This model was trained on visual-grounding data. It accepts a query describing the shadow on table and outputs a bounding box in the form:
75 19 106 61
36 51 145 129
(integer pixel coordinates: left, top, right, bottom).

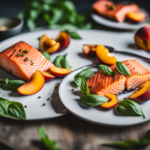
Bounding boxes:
0 141 14 150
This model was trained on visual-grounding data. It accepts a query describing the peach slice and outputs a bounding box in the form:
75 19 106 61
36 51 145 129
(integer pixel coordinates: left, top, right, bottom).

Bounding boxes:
134 26 150 51
39 35 49 52
100 93 118 109
126 12 146 23
96 44 117 65
44 38 56 47
83 45 96 57
17 70 45 95
45 42 60 54
42 72 55 82
49 66 71 77
129 81 150 103
55 31 70 51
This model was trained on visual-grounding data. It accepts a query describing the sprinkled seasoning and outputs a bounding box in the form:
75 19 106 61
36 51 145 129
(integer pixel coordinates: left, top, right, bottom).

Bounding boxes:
127 64 129 66
23 50 29 53
106 4 114 10
24 57 29 61
17 53 24 57
42 103 46 107
12 46 15 48
13 49 16 53
20 49 22 52
47 98 50 101
89 86 92 88
38 96 41 99
31 60 34 65
71 89 74 91
24 105 27 108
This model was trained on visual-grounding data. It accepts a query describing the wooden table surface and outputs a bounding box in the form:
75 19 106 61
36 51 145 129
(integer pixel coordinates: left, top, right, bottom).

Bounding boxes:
0 23 150 150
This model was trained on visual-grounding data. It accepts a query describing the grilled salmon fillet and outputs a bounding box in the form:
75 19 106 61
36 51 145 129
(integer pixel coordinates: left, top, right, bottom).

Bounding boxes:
87 60 150 95
92 0 140 22
0 41 53 81
122 60 150 90
87 64 126 95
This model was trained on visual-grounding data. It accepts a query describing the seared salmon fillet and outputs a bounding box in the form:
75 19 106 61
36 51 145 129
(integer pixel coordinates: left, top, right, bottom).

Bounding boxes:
92 0 140 22
122 60 150 90
87 64 126 95
0 41 53 81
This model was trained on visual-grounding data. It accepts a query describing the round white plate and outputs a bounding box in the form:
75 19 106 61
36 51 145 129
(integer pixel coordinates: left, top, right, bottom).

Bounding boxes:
91 9 149 30
58 30 150 126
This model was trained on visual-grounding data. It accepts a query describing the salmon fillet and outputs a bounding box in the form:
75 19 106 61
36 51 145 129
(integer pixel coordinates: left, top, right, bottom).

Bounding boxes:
0 41 53 81
122 60 150 90
87 64 126 95
92 0 140 22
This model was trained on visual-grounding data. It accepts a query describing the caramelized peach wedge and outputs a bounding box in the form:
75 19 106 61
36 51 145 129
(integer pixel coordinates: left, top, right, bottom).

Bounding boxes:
83 45 96 57
129 81 150 103
42 72 55 82
100 93 118 109
96 44 117 65
17 70 45 95
49 66 72 77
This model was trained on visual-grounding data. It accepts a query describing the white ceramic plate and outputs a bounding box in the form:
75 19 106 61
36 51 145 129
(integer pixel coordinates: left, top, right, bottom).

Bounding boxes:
58 30 150 126
91 9 149 30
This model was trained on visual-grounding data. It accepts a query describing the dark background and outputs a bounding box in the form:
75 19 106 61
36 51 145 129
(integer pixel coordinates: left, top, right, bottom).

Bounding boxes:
0 0 149 31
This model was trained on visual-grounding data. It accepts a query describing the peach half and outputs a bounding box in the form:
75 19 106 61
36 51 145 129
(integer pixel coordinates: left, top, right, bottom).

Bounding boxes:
100 93 118 109
17 70 45 95
96 44 117 65
83 45 96 57
42 72 55 82
126 11 146 23
45 42 60 54
39 34 49 52
49 66 71 77
55 31 70 51
44 38 56 47
129 81 150 103
134 26 150 51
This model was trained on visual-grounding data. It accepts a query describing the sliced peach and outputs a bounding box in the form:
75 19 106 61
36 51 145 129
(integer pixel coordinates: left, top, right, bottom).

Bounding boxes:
44 38 56 47
49 66 71 77
134 26 150 51
100 93 118 109
126 11 146 23
83 45 96 57
17 70 45 95
129 81 150 103
42 72 55 82
39 35 49 52
96 44 117 65
55 31 70 51
45 42 60 54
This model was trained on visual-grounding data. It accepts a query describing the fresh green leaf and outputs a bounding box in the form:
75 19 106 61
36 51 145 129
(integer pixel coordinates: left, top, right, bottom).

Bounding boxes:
117 99 145 118
52 9 63 24
42 51 51 61
79 77 90 95
0 98 10 116
98 64 113 75
61 54 72 69
80 94 109 106
43 3 51 11
62 1 76 12
0 79 25 91
74 68 95 86
140 129 150 146
116 61 131 77
8 101 26 120
103 140 140 149
29 1 41 8
37 126 62 150
43 13 52 25
26 18 36 30
29 9 39 20
64 30 82 39
18 11 25 19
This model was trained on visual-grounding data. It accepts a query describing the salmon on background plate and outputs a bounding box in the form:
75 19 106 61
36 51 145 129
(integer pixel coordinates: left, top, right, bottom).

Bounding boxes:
87 60 150 95
0 41 53 81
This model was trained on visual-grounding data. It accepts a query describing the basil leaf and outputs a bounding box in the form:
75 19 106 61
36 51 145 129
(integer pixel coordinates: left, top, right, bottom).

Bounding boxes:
26 18 36 30
0 79 25 91
74 68 95 86
116 61 131 77
79 77 90 95
98 64 112 75
103 140 140 149
117 99 145 118
64 30 82 39
140 130 150 146
61 54 72 69
42 51 51 61
0 98 10 116
8 101 26 120
38 126 62 150
29 9 39 20
80 94 109 106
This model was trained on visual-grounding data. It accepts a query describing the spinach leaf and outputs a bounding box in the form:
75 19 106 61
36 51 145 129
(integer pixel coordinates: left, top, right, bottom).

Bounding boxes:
116 61 131 77
8 101 26 120
117 99 145 118
42 51 51 61
79 77 90 95
80 94 109 106
74 68 95 86
37 126 62 150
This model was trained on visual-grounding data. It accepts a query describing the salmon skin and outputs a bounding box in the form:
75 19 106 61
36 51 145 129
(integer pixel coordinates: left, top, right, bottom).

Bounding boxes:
87 60 150 95
92 0 140 22
0 41 53 81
